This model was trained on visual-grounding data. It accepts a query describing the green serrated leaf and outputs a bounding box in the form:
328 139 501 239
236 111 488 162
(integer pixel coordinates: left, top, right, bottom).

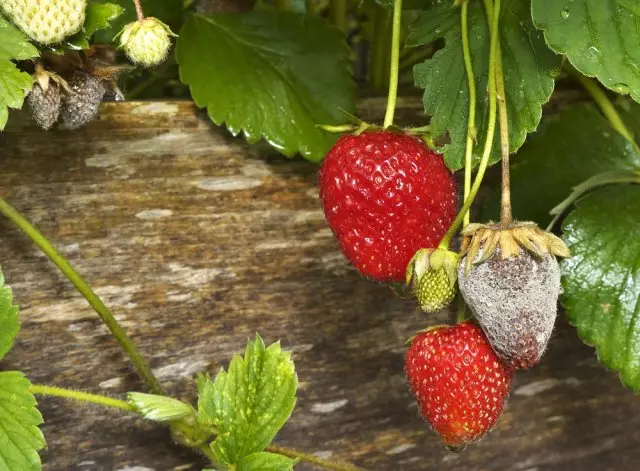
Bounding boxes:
176 11 356 161
63 2 125 50
532 0 640 103
0 269 20 362
561 185 640 391
199 334 297 465
0 17 39 130
408 0 559 170
481 103 640 226
128 392 194 422
237 452 299 471
0 371 45 471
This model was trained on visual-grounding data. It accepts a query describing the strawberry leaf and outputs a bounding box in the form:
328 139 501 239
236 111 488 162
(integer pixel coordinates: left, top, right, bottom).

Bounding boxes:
128 392 194 422
237 452 298 471
0 371 46 471
0 17 39 130
198 335 297 466
0 269 20 362
481 103 640 226
532 0 640 103
408 0 559 170
561 185 640 391
176 11 355 161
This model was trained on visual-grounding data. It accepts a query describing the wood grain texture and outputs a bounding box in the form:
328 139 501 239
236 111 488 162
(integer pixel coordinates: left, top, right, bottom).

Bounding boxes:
0 99 638 471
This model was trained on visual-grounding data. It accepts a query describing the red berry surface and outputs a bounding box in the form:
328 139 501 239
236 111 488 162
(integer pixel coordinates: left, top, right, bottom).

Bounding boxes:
319 131 457 282
405 322 513 446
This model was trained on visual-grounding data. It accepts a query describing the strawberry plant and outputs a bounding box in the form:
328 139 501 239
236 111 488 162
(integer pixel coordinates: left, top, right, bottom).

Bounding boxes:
0 0 640 468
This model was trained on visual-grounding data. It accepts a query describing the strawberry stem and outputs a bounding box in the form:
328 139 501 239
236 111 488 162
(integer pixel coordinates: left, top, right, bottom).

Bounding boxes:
383 0 403 128
132 0 145 21
330 0 348 33
570 67 640 154
460 0 476 228
30 384 138 413
438 0 501 249
0 197 166 396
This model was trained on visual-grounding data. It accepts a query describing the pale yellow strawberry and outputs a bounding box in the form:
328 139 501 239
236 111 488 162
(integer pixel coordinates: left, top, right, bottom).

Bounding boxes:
0 0 87 44
119 17 175 68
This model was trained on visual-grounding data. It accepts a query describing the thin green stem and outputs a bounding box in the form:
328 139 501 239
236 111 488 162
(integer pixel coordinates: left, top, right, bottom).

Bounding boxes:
456 296 468 324
461 0 476 228
30 384 137 413
267 444 365 471
275 0 291 9
571 69 640 153
495 44 512 227
370 6 390 91
383 0 403 128
439 0 501 248
0 197 166 396
330 0 348 32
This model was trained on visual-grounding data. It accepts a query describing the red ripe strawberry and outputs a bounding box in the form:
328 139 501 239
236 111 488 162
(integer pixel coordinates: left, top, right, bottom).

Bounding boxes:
405 322 513 446
319 131 457 282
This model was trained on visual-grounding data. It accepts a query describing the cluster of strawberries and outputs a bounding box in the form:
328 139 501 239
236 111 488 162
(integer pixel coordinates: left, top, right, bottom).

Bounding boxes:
319 129 569 448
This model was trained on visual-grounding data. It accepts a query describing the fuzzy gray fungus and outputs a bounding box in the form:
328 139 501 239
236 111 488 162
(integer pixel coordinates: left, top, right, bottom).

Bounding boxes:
458 249 561 369
27 82 62 130
58 72 106 130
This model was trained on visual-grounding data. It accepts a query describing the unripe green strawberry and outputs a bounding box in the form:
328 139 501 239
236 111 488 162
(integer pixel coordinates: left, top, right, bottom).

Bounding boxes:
415 267 456 312
0 0 87 44
119 17 175 68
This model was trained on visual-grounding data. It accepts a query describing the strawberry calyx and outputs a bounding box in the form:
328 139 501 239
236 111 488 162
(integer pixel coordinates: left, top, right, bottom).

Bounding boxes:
460 221 571 273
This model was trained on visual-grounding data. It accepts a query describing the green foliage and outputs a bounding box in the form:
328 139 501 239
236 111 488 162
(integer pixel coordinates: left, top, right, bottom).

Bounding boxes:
237 452 299 471
128 392 194 422
561 185 640 391
532 0 640 103
481 103 640 226
64 2 125 49
0 18 39 130
176 11 356 161
0 372 45 471
0 270 20 361
408 0 559 170
198 335 297 467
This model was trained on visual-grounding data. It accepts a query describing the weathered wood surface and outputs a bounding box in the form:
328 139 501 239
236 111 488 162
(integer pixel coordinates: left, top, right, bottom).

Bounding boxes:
0 99 639 471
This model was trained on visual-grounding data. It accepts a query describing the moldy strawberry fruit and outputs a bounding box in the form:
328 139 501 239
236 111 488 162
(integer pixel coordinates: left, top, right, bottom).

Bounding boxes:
458 222 570 369
405 322 513 446
0 0 87 44
319 131 457 282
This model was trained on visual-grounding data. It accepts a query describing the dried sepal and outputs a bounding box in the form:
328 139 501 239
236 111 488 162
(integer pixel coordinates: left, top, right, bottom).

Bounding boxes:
460 221 571 273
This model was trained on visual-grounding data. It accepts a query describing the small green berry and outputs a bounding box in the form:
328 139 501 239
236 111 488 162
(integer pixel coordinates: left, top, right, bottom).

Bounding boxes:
415 267 457 313
119 17 175 68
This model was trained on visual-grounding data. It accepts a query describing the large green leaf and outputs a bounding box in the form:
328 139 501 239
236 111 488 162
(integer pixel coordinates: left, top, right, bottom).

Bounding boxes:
0 270 20 362
63 2 124 49
481 103 640 226
561 185 640 391
532 0 640 103
0 18 39 130
176 11 355 161
0 372 45 471
408 0 559 170
237 452 298 471
198 335 297 465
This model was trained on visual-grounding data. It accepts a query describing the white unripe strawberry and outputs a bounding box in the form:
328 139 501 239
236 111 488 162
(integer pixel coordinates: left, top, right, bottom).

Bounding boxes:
119 17 175 68
0 0 87 44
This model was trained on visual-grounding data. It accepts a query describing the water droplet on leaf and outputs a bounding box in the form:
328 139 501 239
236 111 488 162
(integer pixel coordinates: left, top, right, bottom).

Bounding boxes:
561 7 570 19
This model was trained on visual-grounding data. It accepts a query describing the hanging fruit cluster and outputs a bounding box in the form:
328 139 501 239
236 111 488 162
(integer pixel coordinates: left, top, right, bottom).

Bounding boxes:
318 0 570 450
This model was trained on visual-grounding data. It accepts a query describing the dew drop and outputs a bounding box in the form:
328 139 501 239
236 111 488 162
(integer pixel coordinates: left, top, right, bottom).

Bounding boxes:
561 7 570 19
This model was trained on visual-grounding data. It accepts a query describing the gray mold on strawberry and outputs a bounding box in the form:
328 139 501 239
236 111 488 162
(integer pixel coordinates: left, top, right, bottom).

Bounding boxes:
458 248 561 369
58 72 106 130
27 82 61 130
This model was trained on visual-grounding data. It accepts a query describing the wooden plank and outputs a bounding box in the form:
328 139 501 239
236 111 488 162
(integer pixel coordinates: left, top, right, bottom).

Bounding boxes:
0 99 638 471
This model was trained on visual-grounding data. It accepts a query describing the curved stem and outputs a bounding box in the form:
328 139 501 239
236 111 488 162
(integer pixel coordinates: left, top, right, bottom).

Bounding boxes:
330 0 348 32
461 0 476 228
132 0 145 21
0 197 166 396
439 0 501 248
383 0 403 128
267 444 365 471
30 384 137 413
570 68 640 153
